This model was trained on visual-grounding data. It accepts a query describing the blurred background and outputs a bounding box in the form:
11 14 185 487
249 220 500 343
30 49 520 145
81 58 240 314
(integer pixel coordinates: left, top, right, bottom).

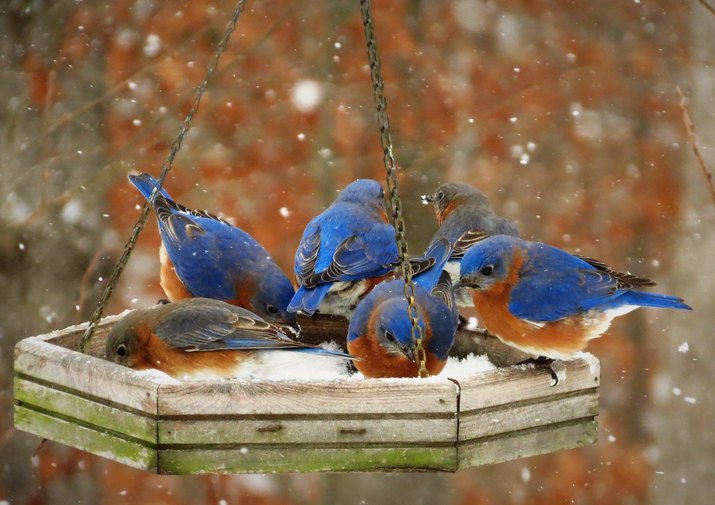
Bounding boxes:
1 0 713 503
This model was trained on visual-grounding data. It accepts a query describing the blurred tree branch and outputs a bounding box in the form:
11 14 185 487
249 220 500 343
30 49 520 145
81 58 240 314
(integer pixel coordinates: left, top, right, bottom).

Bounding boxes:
677 86 715 210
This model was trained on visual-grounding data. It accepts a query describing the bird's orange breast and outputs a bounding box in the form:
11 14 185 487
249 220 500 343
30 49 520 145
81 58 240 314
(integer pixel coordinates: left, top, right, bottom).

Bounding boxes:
159 243 193 301
347 336 445 378
471 252 598 360
134 327 248 379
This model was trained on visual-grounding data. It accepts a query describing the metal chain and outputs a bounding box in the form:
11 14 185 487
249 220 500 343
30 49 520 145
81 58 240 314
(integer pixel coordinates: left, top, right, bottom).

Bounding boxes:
359 0 428 378
79 0 248 353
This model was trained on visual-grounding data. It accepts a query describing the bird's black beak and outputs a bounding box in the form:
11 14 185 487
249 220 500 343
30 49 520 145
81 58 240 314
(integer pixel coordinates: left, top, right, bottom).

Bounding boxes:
454 280 480 290
420 193 435 205
402 345 415 362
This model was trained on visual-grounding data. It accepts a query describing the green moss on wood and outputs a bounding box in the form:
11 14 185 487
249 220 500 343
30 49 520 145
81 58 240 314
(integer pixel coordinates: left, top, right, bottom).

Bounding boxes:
14 378 157 443
14 405 157 471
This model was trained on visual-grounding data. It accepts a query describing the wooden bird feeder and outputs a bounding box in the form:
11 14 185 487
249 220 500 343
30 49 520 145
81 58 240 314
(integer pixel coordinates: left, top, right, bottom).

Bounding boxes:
14 0 600 474
13 313 599 474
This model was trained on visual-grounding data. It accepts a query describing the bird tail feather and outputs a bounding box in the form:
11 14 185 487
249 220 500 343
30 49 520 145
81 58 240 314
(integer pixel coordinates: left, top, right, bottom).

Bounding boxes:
128 172 173 202
287 284 332 315
620 291 692 311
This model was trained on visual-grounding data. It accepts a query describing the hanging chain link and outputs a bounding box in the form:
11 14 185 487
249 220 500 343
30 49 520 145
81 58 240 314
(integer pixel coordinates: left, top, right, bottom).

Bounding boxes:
79 0 248 353
359 0 428 378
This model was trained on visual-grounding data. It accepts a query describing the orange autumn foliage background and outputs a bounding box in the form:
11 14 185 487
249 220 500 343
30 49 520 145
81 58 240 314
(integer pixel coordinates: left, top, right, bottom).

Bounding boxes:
1 1 712 504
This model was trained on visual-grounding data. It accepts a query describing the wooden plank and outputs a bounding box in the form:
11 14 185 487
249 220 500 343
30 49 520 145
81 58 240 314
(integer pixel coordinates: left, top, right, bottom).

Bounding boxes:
457 418 598 469
459 390 599 441
158 379 458 416
14 377 157 443
159 445 457 474
14 337 160 414
30 311 129 357
14 405 157 472
457 356 600 412
159 416 456 445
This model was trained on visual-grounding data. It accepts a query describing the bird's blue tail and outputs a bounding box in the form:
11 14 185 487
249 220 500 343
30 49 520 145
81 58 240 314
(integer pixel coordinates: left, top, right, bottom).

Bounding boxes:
287 284 332 315
413 238 452 291
620 291 692 311
128 172 173 202
291 346 354 358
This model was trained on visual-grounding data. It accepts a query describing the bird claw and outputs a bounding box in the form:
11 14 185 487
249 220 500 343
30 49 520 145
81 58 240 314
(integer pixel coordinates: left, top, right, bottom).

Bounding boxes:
517 356 559 386
157 298 172 305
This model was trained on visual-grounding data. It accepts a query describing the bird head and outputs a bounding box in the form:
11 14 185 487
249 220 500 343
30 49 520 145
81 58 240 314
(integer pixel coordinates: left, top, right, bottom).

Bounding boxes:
373 298 429 363
421 182 493 224
458 235 521 292
105 312 146 368
336 179 387 215
253 271 297 326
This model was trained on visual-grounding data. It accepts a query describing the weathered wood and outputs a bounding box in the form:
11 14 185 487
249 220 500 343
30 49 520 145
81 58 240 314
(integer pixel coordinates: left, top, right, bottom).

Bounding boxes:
157 378 458 416
457 418 599 469
14 377 157 443
159 445 457 474
31 312 128 358
14 405 157 471
158 415 456 445
459 390 599 441
12 312 600 474
457 356 600 412
15 336 160 414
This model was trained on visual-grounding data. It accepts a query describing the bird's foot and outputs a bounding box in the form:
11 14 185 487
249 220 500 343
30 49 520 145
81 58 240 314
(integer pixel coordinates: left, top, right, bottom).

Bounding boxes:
157 298 171 305
517 356 559 386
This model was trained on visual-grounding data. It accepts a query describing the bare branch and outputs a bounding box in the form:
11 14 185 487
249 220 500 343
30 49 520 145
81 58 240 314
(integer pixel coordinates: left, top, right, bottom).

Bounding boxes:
677 86 715 209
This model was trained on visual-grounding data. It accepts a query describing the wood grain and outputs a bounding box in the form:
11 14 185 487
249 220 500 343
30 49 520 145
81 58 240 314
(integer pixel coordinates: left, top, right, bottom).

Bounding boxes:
456 356 600 411
15 337 160 414
158 445 457 474
157 378 458 416
457 418 598 469
14 405 157 471
158 416 456 445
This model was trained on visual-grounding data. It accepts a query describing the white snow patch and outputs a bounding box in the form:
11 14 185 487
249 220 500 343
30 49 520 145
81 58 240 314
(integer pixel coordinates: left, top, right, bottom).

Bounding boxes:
677 342 689 353
133 369 182 385
465 317 479 331
573 352 600 376
440 353 495 377
520 467 531 482
291 79 323 112
143 34 161 57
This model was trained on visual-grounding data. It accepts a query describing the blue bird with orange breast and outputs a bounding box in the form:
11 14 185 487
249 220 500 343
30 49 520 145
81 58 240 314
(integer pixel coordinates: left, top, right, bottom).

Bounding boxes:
288 179 399 317
105 298 351 380
129 173 295 325
458 235 692 361
347 239 458 378
421 182 518 306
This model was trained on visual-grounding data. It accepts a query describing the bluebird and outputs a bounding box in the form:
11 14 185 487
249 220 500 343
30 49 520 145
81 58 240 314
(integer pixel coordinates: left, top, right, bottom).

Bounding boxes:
421 182 518 306
458 235 692 362
288 179 399 317
105 298 351 380
129 173 295 325
347 238 458 378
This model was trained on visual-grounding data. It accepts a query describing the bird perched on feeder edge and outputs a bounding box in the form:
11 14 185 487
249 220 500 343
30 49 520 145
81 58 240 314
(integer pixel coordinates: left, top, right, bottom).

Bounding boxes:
129 172 296 325
288 179 399 318
421 182 519 306
347 238 459 378
105 298 352 380
458 235 692 363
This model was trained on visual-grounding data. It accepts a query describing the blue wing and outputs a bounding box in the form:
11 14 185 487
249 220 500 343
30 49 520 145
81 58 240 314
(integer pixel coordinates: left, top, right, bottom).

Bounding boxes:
508 243 631 322
297 206 398 287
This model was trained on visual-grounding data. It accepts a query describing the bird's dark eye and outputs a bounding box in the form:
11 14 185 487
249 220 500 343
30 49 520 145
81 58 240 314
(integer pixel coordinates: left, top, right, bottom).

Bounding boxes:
480 265 494 276
384 331 396 343
266 304 278 314
437 191 445 201
115 344 128 357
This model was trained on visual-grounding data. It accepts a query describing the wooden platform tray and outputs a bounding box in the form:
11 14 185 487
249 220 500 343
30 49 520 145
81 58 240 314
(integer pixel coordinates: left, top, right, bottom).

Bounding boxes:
13 312 599 474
